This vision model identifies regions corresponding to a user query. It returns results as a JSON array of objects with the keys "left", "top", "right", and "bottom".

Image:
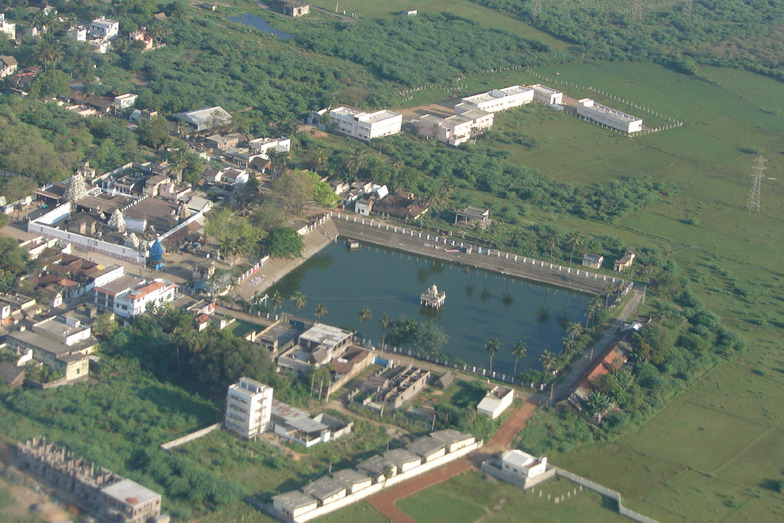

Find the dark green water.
[{"left": 271, "top": 242, "right": 592, "bottom": 376}]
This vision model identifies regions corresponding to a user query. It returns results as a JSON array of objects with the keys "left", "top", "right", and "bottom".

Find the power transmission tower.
[
  {"left": 533, "top": 0, "right": 542, "bottom": 18},
  {"left": 746, "top": 156, "right": 767, "bottom": 213}
]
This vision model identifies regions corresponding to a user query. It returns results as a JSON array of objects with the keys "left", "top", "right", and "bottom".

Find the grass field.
[
  {"left": 307, "top": 0, "right": 569, "bottom": 49},
  {"left": 397, "top": 471, "right": 627, "bottom": 522}
]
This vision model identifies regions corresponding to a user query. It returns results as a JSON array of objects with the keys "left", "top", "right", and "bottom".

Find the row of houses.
[{"left": 272, "top": 429, "right": 477, "bottom": 521}]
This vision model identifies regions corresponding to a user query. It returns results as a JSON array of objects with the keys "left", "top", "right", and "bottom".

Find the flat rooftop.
[
  {"left": 95, "top": 275, "right": 143, "bottom": 296},
  {"left": 578, "top": 99, "right": 641, "bottom": 123},
  {"left": 33, "top": 316, "right": 87, "bottom": 338},
  {"left": 100, "top": 478, "right": 160, "bottom": 506},
  {"left": 273, "top": 490, "right": 317, "bottom": 510},
  {"left": 529, "top": 84, "right": 562, "bottom": 95},
  {"left": 7, "top": 329, "right": 94, "bottom": 358},
  {"left": 359, "top": 110, "right": 401, "bottom": 123},
  {"left": 123, "top": 197, "right": 181, "bottom": 232},
  {"left": 407, "top": 436, "right": 445, "bottom": 458},
  {"left": 331, "top": 468, "right": 370, "bottom": 486},
  {"left": 464, "top": 85, "right": 532, "bottom": 104},
  {"left": 300, "top": 323, "right": 352, "bottom": 349},
  {"left": 302, "top": 476, "right": 345, "bottom": 501},
  {"left": 430, "top": 429, "right": 474, "bottom": 446}
]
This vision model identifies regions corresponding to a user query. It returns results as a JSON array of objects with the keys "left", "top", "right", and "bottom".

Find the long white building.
[
  {"left": 461, "top": 85, "right": 534, "bottom": 113},
  {"left": 577, "top": 98, "right": 643, "bottom": 133},
  {"left": 225, "top": 377, "right": 274, "bottom": 439},
  {"left": 420, "top": 104, "right": 495, "bottom": 147},
  {"left": 529, "top": 84, "right": 563, "bottom": 105},
  {"left": 329, "top": 107, "right": 402, "bottom": 141},
  {"left": 94, "top": 276, "right": 178, "bottom": 318}
]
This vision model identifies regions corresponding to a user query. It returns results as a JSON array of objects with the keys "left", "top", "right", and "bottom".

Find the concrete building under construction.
[{"left": 16, "top": 438, "right": 168, "bottom": 523}]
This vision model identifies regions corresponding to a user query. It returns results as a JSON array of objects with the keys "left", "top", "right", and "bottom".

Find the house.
[
  {"left": 462, "top": 85, "right": 534, "bottom": 113},
  {"left": 128, "top": 27, "right": 154, "bottom": 51},
  {"left": 0, "top": 361, "right": 25, "bottom": 390},
  {"left": 272, "top": 491, "right": 318, "bottom": 520},
  {"left": 384, "top": 448, "right": 422, "bottom": 473},
  {"left": 331, "top": 469, "right": 372, "bottom": 494},
  {"left": 372, "top": 189, "right": 427, "bottom": 221},
  {"left": 429, "top": 429, "right": 475, "bottom": 453},
  {"left": 302, "top": 476, "right": 346, "bottom": 506},
  {"left": 577, "top": 99, "right": 643, "bottom": 133},
  {"left": 220, "top": 168, "right": 248, "bottom": 185},
  {"left": 567, "top": 340, "right": 630, "bottom": 417},
  {"left": 529, "top": 84, "right": 563, "bottom": 105},
  {"left": 113, "top": 94, "right": 137, "bottom": 110},
  {"left": 328, "top": 106, "right": 402, "bottom": 141},
  {"left": 614, "top": 251, "right": 636, "bottom": 272},
  {"left": 0, "top": 55, "right": 17, "bottom": 78},
  {"left": 6, "top": 316, "right": 96, "bottom": 382},
  {"left": 248, "top": 136, "right": 291, "bottom": 157},
  {"left": 89, "top": 17, "right": 119, "bottom": 41},
  {"left": 67, "top": 25, "right": 87, "bottom": 41},
  {"left": 173, "top": 106, "right": 232, "bottom": 132},
  {"left": 406, "top": 436, "right": 446, "bottom": 463},
  {"left": 455, "top": 206, "right": 490, "bottom": 230},
  {"left": 357, "top": 454, "right": 397, "bottom": 483},
  {"left": 582, "top": 253, "right": 604, "bottom": 269},
  {"left": 354, "top": 194, "right": 376, "bottom": 216},
  {"left": 225, "top": 377, "right": 273, "bottom": 439},
  {"left": 270, "top": 400, "right": 352, "bottom": 447},
  {"left": 99, "top": 479, "right": 163, "bottom": 523},
  {"left": 94, "top": 277, "right": 178, "bottom": 318},
  {"left": 0, "top": 13, "right": 16, "bottom": 39},
  {"left": 272, "top": 0, "right": 310, "bottom": 16},
  {"left": 419, "top": 109, "right": 494, "bottom": 147},
  {"left": 501, "top": 449, "right": 548, "bottom": 478},
  {"left": 330, "top": 346, "right": 372, "bottom": 380},
  {"left": 205, "top": 133, "right": 243, "bottom": 151},
  {"left": 476, "top": 386, "right": 514, "bottom": 419}
]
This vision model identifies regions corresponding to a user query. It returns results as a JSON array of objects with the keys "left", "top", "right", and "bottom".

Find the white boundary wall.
[{"left": 282, "top": 439, "right": 482, "bottom": 522}]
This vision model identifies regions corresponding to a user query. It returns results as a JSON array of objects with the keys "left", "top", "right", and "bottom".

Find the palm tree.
[
  {"left": 313, "top": 147, "right": 327, "bottom": 172},
  {"left": 379, "top": 313, "right": 391, "bottom": 330},
  {"left": 485, "top": 337, "right": 500, "bottom": 375},
  {"left": 291, "top": 291, "right": 307, "bottom": 310},
  {"left": 563, "top": 337, "right": 575, "bottom": 355},
  {"left": 567, "top": 322, "right": 584, "bottom": 340},
  {"left": 540, "top": 350, "right": 558, "bottom": 375},
  {"left": 586, "top": 390, "right": 611, "bottom": 418},
  {"left": 511, "top": 341, "right": 527, "bottom": 376},
  {"left": 35, "top": 38, "right": 64, "bottom": 71},
  {"left": 314, "top": 303, "right": 327, "bottom": 319},
  {"left": 270, "top": 290, "right": 284, "bottom": 315},
  {"left": 359, "top": 306, "right": 372, "bottom": 323},
  {"left": 567, "top": 232, "right": 582, "bottom": 268},
  {"left": 345, "top": 146, "right": 367, "bottom": 178}
]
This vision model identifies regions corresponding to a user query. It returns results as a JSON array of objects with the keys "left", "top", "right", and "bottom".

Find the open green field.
[
  {"left": 457, "top": 61, "right": 784, "bottom": 522},
  {"left": 307, "top": 0, "right": 569, "bottom": 49},
  {"left": 397, "top": 471, "right": 627, "bottom": 522}
]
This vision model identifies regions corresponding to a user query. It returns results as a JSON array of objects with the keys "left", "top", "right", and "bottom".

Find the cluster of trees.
[
  {"left": 380, "top": 314, "right": 450, "bottom": 357},
  {"left": 295, "top": 12, "right": 556, "bottom": 87},
  {"left": 0, "top": 237, "right": 32, "bottom": 293},
  {"left": 470, "top": 0, "right": 784, "bottom": 80},
  {"left": 518, "top": 253, "right": 745, "bottom": 455}
]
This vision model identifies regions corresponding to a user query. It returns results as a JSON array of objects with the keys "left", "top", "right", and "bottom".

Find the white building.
[
  {"left": 94, "top": 276, "right": 178, "bottom": 318},
  {"left": 329, "top": 107, "right": 402, "bottom": 141},
  {"left": 577, "top": 98, "right": 643, "bottom": 133},
  {"left": 67, "top": 25, "right": 87, "bottom": 41},
  {"left": 89, "top": 17, "right": 119, "bottom": 41},
  {"left": 0, "top": 14, "right": 16, "bottom": 40},
  {"left": 113, "top": 94, "right": 138, "bottom": 110},
  {"left": 249, "top": 136, "right": 291, "bottom": 157},
  {"left": 419, "top": 105, "right": 494, "bottom": 147},
  {"left": 501, "top": 449, "right": 548, "bottom": 478},
  {"left": 225, "top": 377, "right": 274, "bottom": 439},
  {"left": 529, "top": 84, "right": 563, "bottom": 105},
  {"left": 477, "top": 386, "right": 514, "bottom": 419},
  {"left": 0, "top": 55, "right": 18, "bottom": 78},
  {"left": 461, "top": 85, "right": 534, "bottom": 113}
]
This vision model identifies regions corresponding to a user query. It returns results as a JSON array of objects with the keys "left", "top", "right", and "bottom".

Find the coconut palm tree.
[
  {"left": 567, "top": 231, "right": 582, "bottom": 268},
  {"left": 359, "top": 306, "right": 372, "bottom": 323},
  {"left": 511, "top": 341, "right": 527, "bottom": 376},
  {"left": 291, "top": 291, "right": 307, "bottom": 310},
  {"left": 314, "top": 303, "right": 327, "bottom": 319},
  {"left": 270, "top": 290, "right": 284, "bottom": 315},
  {"left": 540, "top": 350, "right": 558, "bottom": 375},
  {"left": 567, "top": 322, "right": 584, "bottom": 340},
  {"left": 345, "top": 146, "right": 367, "bottom": 178},
  {"left": 35, "top": 38, "right": 64, "bottom": 71},
  {"left": 485, "top": 337, "right": 500, "bottom": 375},
  {"left": 379, "top": 313, "right": 391, "bottom": 330},
  {"left": 313, "top": 147, "right": 327, "bottom": 172},
  {"left": 587, "top": 390, "right": 611, "bottom": 418}
]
